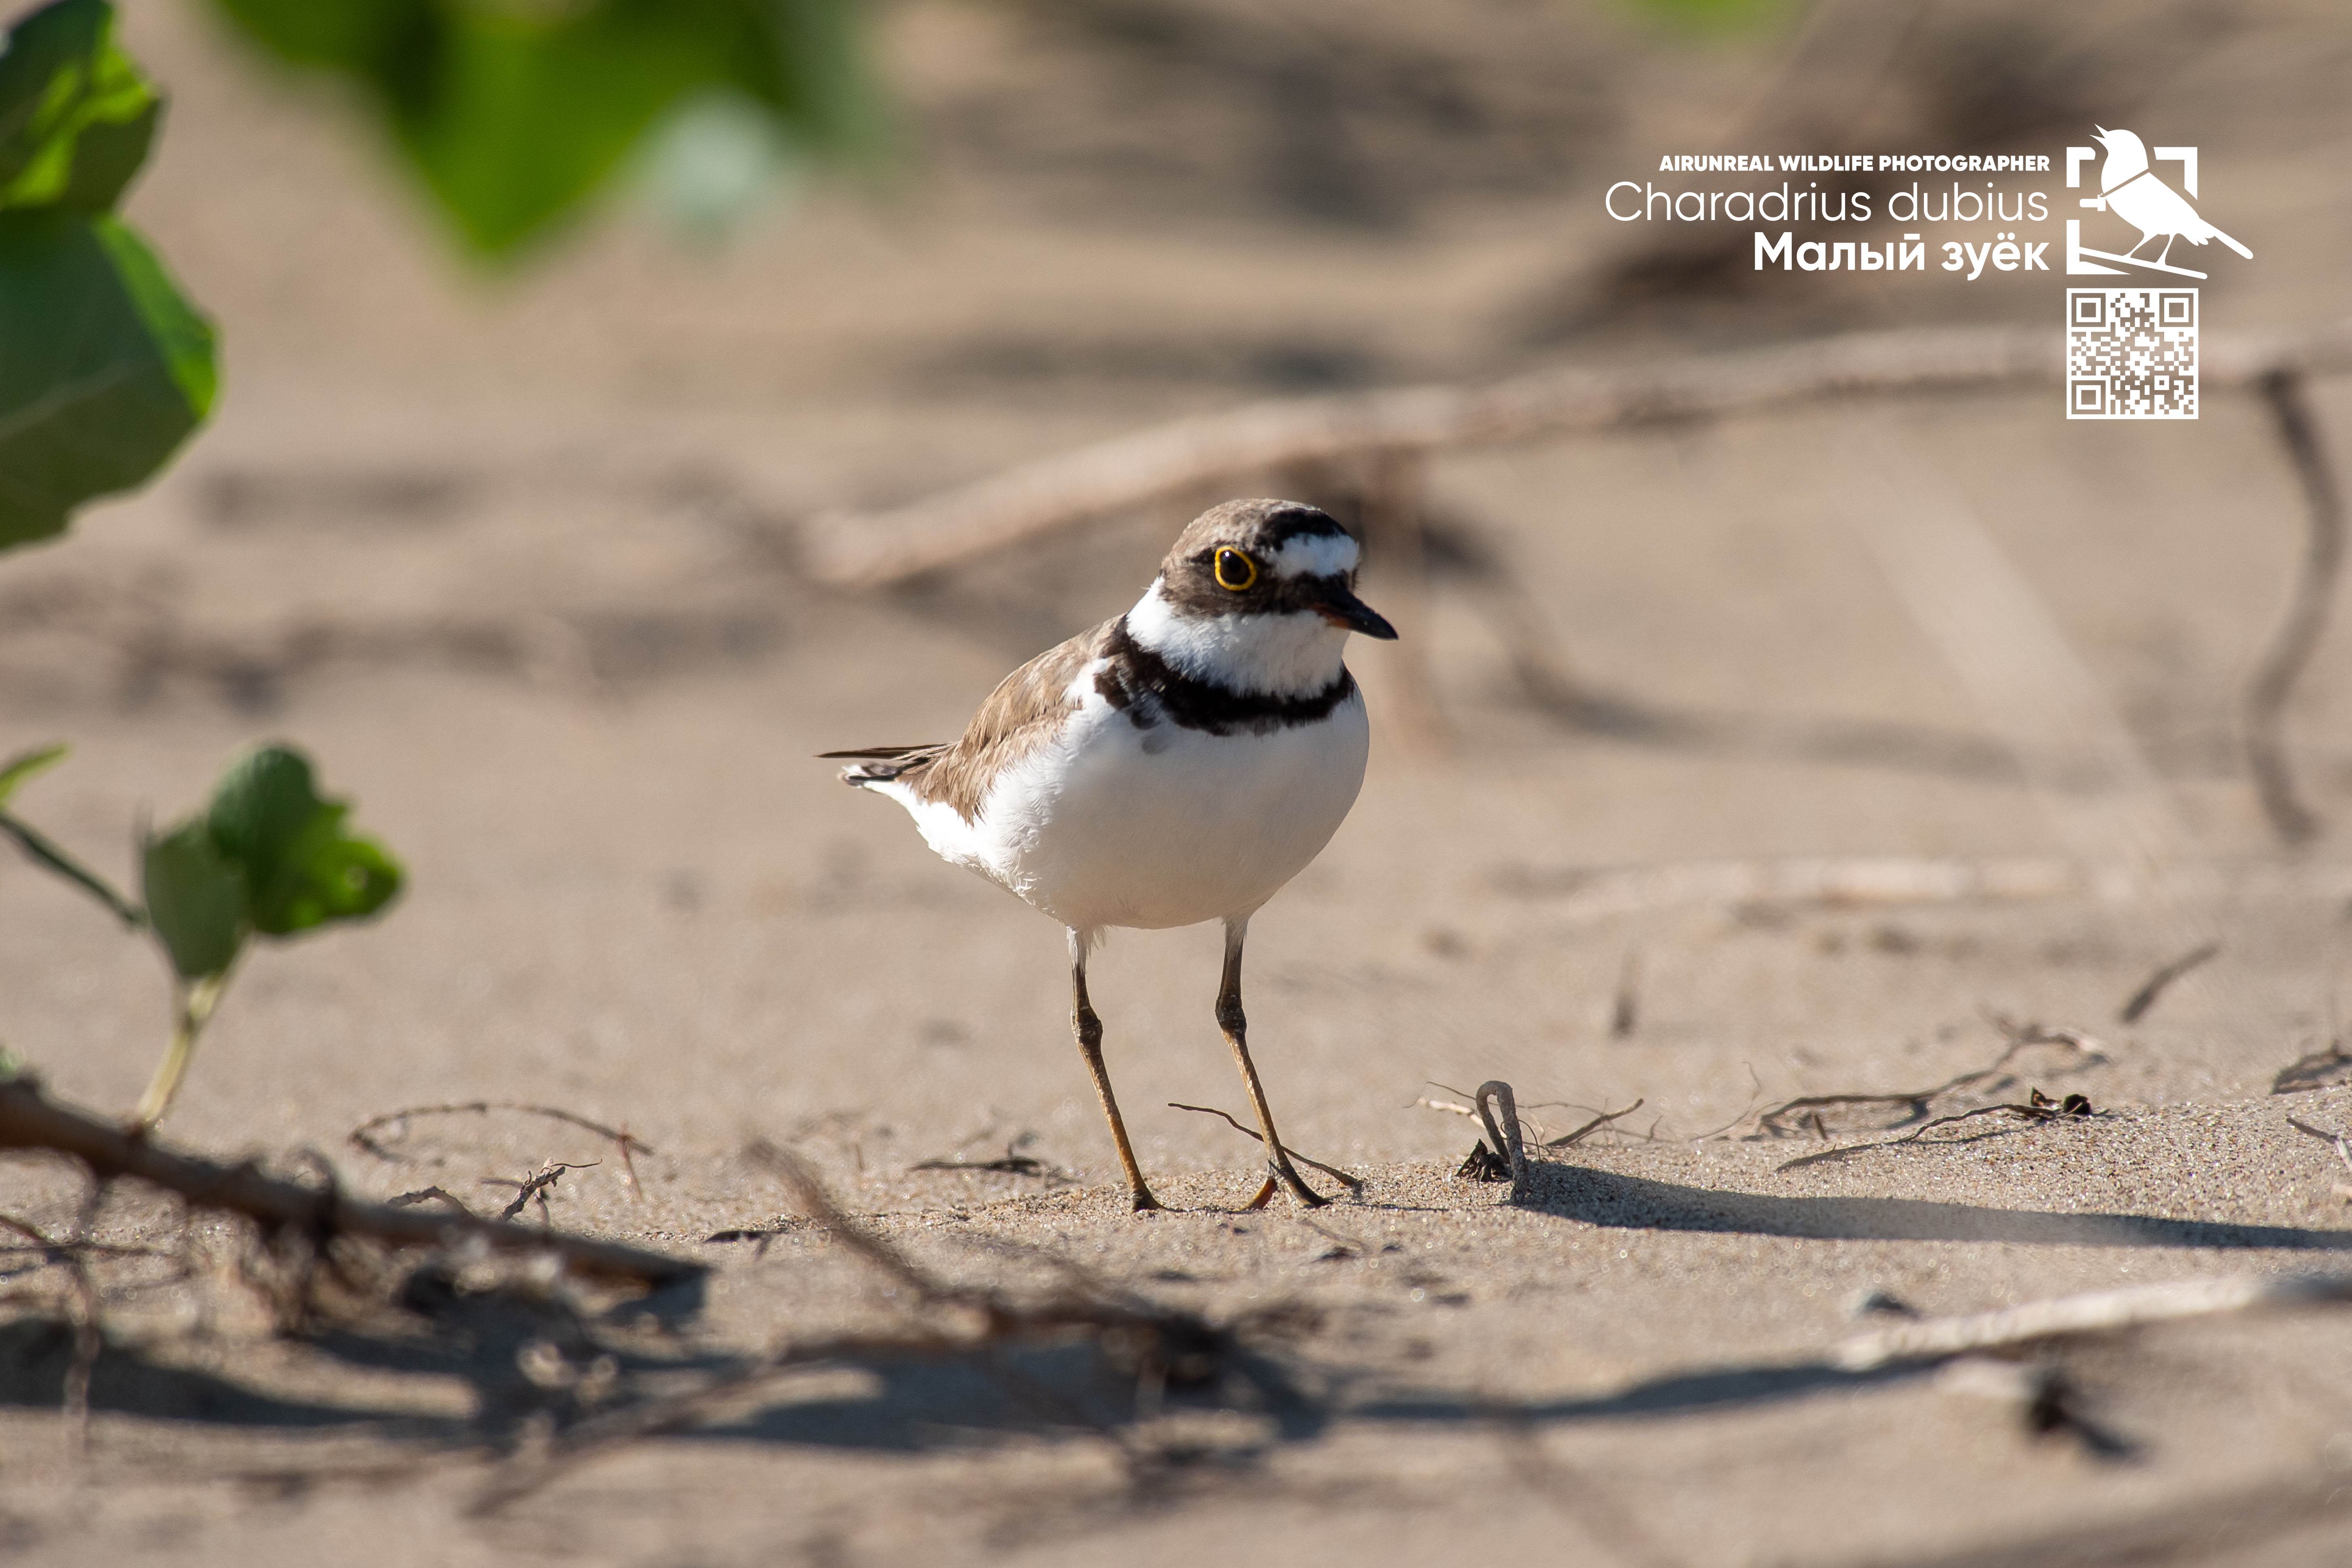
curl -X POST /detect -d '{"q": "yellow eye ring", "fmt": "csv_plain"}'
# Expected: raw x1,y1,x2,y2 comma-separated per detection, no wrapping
1214,548,1258,592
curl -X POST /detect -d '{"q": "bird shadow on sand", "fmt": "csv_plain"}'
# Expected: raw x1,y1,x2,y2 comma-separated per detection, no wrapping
1515,1162,2352,1251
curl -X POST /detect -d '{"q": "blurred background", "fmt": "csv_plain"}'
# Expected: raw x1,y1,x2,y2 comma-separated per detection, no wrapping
6,4,2352,1560
4,0,2350,1205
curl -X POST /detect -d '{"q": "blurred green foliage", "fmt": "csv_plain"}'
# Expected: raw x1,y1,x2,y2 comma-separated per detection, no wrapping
210,0,884,257
144,743,404,981
2,739,403,985
1624,0,1792,34
0,0,215,551
2,738,403,1125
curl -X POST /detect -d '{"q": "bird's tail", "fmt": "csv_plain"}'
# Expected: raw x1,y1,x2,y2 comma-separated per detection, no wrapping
2211,226,2252,259
819,743,947,786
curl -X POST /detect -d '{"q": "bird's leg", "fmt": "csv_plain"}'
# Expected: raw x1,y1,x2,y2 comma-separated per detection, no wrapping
1216,919,1327,1208
2122,231,2155,258
1070,928,1160,1212
2155,232,2177,268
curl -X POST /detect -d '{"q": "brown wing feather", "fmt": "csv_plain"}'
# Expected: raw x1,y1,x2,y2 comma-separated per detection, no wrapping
834,619,1113,821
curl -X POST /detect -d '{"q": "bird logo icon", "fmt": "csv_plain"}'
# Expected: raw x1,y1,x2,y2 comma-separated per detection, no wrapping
2067,128,2251,278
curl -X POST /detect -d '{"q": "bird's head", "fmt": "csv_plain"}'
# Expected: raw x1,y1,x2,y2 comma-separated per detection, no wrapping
2092,126,2149,170
1126,499,1396,697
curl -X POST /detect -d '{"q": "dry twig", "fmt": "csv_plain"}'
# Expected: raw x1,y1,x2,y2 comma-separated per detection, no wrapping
1609,950,1642,1039
2118,941,2222,1024
909,1131,1074,1184
484,1161,596,1224
2245,369,2345,846
1166,1102,1363,1190
1465,1082,1529,1203
1491,854,2352,925
0,1209,101,1452
0,1078,698,1289
350,1101,653,1196
1776,1089,2094,1173
1747,1020,2101,1141
2285,1116,2352,1179
1542,1100,1646,1150
1835,1272,2352,1371
386,1186,474,1215
2273,1039,2352,1096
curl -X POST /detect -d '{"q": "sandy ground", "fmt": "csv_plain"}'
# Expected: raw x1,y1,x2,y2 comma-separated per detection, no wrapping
6,1,2352,1562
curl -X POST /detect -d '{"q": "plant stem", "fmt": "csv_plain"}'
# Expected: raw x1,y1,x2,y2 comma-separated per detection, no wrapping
133,970,229,1132
0,810,145,928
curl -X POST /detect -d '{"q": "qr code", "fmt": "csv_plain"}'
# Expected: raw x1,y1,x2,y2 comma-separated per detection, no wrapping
2066,288,2197,419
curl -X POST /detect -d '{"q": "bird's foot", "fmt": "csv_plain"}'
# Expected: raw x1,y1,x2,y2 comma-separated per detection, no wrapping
1129,1188,1166,1214
1243,1176,1277,1211
1271,1163,1329,1209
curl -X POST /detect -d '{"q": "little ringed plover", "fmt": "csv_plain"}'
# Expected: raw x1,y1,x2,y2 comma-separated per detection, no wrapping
824,498,1396,1211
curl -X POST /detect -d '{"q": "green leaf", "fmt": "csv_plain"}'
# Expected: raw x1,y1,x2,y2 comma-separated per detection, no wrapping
0,742,65,807
210,0,886,259
0,210,217,550
143,817,246,980
205,743,402,936
0,0,161,215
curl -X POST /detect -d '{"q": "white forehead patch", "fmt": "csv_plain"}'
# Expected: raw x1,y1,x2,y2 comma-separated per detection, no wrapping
1268,531,1359,580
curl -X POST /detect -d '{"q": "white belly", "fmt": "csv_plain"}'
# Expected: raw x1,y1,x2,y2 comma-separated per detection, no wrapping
892,688,1369,930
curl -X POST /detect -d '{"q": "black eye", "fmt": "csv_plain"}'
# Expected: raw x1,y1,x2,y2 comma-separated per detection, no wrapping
1214,548,1258,592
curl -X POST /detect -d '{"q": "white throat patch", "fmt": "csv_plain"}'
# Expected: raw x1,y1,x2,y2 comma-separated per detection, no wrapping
1124,579,1349,698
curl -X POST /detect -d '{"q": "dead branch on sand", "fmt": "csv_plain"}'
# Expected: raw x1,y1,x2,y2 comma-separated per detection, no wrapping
1835,1272,2352,1371
803,323,2352,589
1745,1016,2103,1142
473,1139,1301,1511
0,1077,699,1290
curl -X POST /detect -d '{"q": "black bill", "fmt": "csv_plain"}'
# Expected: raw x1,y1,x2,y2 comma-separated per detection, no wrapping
1312,580,1399,640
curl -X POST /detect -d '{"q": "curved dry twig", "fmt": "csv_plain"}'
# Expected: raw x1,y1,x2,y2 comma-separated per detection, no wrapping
1775,1092,2094,1173
2245,369,2345,846
1472,1081,1529,1203
1747,1021,2101,1141
349,1100,653,1194
1166,1102,1363,1189
2117,940,2221,1024
1541,1099,1646,1150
